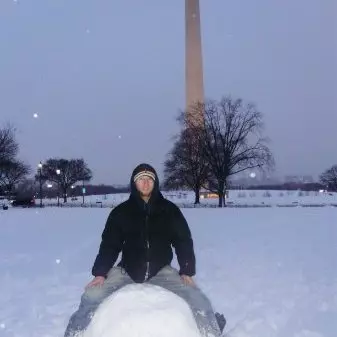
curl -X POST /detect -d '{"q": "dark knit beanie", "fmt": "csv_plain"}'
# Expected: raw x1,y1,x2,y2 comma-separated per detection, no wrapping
131,163,157,182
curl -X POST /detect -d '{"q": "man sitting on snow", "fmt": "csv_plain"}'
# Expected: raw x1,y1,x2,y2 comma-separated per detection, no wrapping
64,163,224,337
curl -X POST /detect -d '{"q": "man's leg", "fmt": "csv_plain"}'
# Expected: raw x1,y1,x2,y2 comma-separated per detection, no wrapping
64,267,133,337
148,266,221,337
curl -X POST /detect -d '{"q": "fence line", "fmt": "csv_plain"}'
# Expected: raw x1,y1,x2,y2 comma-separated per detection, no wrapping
21,202,337,209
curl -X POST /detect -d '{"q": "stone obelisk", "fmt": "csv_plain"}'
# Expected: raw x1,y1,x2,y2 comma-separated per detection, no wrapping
185,0,204,117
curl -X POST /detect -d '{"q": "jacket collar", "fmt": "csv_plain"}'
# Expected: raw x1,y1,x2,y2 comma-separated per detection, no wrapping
129,191,164,215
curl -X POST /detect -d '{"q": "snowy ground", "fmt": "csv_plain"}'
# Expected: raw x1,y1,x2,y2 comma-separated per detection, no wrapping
0,206,336,337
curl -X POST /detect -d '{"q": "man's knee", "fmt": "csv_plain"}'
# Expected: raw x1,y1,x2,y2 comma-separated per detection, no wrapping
187,286,213,310
81,285,107,304
160,265,179,275
105,266,124,281
155,265,182,281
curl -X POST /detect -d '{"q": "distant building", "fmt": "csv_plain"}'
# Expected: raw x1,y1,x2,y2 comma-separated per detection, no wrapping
284,175,314,184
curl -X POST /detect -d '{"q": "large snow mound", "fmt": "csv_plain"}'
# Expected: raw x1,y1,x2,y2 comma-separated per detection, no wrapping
82,283,201,337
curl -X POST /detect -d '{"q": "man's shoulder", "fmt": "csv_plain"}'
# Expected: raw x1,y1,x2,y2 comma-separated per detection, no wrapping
109,199,131,216
160,196,181,213
159,197,188,226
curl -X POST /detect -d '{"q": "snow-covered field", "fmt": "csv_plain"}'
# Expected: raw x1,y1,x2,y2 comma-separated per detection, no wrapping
40,189,337,208
0,205,336,337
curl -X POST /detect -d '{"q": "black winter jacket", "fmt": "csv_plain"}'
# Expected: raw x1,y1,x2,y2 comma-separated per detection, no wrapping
91,169,196,283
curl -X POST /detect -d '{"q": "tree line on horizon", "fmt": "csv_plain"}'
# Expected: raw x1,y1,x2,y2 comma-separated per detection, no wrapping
1,95,337,207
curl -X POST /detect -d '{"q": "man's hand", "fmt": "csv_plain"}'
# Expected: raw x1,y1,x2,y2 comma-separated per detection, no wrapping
85,276,105,289
181,274,195,287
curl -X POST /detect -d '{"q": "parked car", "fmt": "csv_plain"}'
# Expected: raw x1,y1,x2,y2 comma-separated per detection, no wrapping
10,196,36,208
0,196,9,210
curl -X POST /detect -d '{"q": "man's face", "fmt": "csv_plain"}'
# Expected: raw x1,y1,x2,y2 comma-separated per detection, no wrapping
135,176,154,197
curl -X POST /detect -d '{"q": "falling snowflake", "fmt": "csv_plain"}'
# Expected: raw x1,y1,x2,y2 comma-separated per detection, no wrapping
56,259,61,264
0,323,5,329
33,113,39,118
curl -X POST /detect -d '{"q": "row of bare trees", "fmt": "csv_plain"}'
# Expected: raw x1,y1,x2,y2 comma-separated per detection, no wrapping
0,124,93,202
163,96,274,207
36,158,92,203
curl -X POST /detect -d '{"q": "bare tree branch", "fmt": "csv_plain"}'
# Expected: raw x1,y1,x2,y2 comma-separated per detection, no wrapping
320,165,337,191
0,160,30,194
0,124,18,163
185,96,274,207
163,125,209,204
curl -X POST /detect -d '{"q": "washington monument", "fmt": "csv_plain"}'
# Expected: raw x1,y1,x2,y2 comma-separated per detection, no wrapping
185,0,204,112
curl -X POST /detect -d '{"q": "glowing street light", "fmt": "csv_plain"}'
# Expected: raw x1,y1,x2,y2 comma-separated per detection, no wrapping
37,161,43,208
56,169,61,206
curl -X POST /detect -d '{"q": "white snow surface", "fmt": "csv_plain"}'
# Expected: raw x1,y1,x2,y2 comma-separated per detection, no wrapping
0,205,336,337
82,284,200,337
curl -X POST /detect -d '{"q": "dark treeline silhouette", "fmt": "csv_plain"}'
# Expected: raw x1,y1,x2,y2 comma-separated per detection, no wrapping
244,182,327,192
1,117,337,205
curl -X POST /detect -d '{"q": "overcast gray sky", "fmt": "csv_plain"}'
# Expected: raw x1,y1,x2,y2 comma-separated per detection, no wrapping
0,0,336,184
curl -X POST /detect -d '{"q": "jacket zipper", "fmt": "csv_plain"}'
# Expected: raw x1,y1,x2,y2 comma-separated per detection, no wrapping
144,214,150,281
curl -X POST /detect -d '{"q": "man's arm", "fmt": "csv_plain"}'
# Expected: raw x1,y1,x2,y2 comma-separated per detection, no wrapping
171,205,196,277
91,208,124,278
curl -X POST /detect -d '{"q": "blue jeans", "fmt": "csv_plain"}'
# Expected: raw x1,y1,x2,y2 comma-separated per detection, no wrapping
64,265,221,337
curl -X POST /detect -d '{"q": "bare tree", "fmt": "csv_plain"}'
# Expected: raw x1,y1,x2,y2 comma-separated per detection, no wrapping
186,96,274,207
0,160,30,195
0,124,18,163
163,127,209,204
37,158,93,203
0,125,30,196
320,165,337,191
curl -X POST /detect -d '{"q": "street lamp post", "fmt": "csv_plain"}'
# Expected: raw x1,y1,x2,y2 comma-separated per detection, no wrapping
82,179,85,204
56,169,61,206
71,185,75,199
38,162,43,208
47,183,53,199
